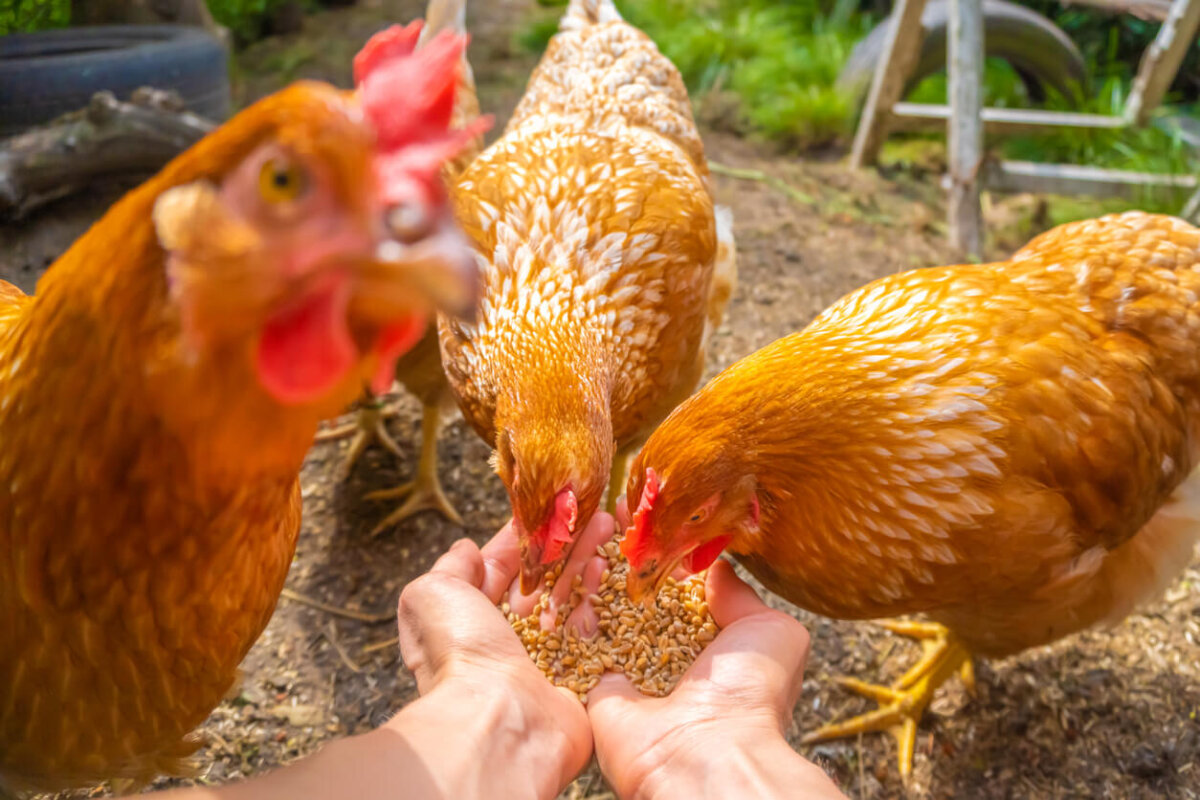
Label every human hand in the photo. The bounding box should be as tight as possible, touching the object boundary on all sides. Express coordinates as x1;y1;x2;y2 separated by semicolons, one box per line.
586;554;846;800
392;526;594;799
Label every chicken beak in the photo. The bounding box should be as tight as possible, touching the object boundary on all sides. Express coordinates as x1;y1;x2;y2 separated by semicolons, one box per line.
370;215;479;322
519;542;547;596
626;561;668;608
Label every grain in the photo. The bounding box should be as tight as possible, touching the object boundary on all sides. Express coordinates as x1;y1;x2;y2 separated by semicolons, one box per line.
505;538;717;702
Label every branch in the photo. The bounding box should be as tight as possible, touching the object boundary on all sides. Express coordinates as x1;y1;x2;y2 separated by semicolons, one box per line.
0;88;215;221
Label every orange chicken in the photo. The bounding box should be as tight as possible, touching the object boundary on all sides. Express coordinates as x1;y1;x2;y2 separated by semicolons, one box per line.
321;0;490;533
440;0;737;590
622;211;1200;777
0;26;478;793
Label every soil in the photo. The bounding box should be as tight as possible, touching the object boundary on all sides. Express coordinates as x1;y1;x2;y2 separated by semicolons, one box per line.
3;1;1196;798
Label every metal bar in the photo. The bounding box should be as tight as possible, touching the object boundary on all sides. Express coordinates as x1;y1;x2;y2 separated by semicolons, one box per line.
1125;0;1200;124
983;159;1198;199
948;0;984;258
848;0;930;169
890;103;1127;134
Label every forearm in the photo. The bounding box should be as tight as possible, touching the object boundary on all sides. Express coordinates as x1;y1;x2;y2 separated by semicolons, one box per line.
630;735;847;800
159;686;573;800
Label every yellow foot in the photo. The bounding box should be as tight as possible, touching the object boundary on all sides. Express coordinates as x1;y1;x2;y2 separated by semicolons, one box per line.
367;475;463;534
316;399;402;479
801;620;972;780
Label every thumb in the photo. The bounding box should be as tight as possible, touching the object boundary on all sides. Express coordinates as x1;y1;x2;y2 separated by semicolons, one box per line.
586;671;647;720
706;559;770;627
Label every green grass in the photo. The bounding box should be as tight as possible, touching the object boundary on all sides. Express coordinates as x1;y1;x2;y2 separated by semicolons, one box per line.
0;0;69;34
517;0;871;149
515;0;1197;214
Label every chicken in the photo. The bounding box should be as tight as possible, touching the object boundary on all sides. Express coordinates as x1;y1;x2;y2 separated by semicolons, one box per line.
0;27;479;793
621;211;1200;778
321;0;490;533
440;0;737;591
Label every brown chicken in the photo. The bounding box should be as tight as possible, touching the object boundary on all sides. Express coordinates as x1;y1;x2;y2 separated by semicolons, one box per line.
0;27;479;794
621;211;1200;777
322;0;490;533
440;0;737;591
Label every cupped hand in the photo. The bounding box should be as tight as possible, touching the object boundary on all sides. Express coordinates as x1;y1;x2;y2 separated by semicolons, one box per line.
394;526;594;798
587;559;844;800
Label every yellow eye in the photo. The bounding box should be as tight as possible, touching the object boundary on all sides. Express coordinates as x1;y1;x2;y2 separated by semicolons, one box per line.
257;157;306;204
688;508;708;524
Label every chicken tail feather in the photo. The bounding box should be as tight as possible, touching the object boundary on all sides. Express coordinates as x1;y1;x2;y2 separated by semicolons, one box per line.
561;0;623;32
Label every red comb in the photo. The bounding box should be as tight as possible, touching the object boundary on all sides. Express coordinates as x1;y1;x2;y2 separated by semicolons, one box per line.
353;21;422;86
354;24;493;208
621;468;660;565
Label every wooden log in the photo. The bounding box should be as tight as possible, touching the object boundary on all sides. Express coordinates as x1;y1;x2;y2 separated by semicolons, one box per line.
1125;0;1200;125
948;0;985;258
848;0;930;169
0;89;214;221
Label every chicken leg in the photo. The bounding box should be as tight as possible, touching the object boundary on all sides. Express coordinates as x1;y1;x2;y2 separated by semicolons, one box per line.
315;393;403;479
802;620;974;779
367;401;462;534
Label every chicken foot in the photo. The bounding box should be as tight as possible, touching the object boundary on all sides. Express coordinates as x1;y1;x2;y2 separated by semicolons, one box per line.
802;620;973;780
367;401;462;533
315;394;403;479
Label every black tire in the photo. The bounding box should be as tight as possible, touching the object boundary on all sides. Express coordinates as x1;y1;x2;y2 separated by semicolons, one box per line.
838;0;1089;112
0;25;230;137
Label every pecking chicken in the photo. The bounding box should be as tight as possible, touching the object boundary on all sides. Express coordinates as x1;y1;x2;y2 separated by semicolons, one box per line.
320;0;490;533
621;211;1200;778
0;26;479;794
440;0;737;591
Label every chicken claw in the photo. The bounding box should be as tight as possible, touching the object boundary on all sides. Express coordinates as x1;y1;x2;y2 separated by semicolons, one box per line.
802;620;972;780
316;394;403;479
367;401;462;533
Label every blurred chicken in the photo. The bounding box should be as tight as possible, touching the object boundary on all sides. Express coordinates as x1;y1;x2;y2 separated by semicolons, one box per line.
320;0;488;532
0;26;479;793
621;212;1200;777
440;0;737;591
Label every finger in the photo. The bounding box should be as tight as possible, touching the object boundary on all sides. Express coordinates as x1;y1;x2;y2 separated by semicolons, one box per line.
614;494;630;529
549;511;617;608
507;572;541;617
705;559;770;628
479;521;521;603
587;671;645;709
562;555;606;637
429;538;485;589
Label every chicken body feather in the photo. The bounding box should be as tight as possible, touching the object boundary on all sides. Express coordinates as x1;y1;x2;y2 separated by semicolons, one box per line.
631;211;1200;658
440;0;734;581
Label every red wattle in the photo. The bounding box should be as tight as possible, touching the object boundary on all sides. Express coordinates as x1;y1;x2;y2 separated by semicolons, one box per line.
682;535;733;574
369;316;427;394
256;279;355;404
539;488;578;565
621;468;659;565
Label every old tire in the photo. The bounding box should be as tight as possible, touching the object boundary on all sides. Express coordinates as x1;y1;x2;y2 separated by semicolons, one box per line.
0;25;230;137
838;0;1088;111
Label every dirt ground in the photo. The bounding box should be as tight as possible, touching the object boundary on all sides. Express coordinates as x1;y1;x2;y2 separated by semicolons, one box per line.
3;1;1197;798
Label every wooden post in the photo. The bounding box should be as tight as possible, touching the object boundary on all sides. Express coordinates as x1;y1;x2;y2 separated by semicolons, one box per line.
848;0;930;169
947;0;984;258
1126;0;1200;125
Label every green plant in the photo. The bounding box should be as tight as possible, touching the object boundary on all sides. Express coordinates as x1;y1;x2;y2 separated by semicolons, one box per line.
205;0;316;44
0;0;70;34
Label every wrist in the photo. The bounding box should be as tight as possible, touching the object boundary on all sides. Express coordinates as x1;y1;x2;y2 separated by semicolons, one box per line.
628;726;844;800
383;682;576;800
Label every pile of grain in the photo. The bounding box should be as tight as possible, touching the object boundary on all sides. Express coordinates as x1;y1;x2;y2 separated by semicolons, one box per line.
503;538;718;703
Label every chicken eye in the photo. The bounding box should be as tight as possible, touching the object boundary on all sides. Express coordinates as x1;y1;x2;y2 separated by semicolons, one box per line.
688;507;708;524
387;201;433;243
258;157;307;204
